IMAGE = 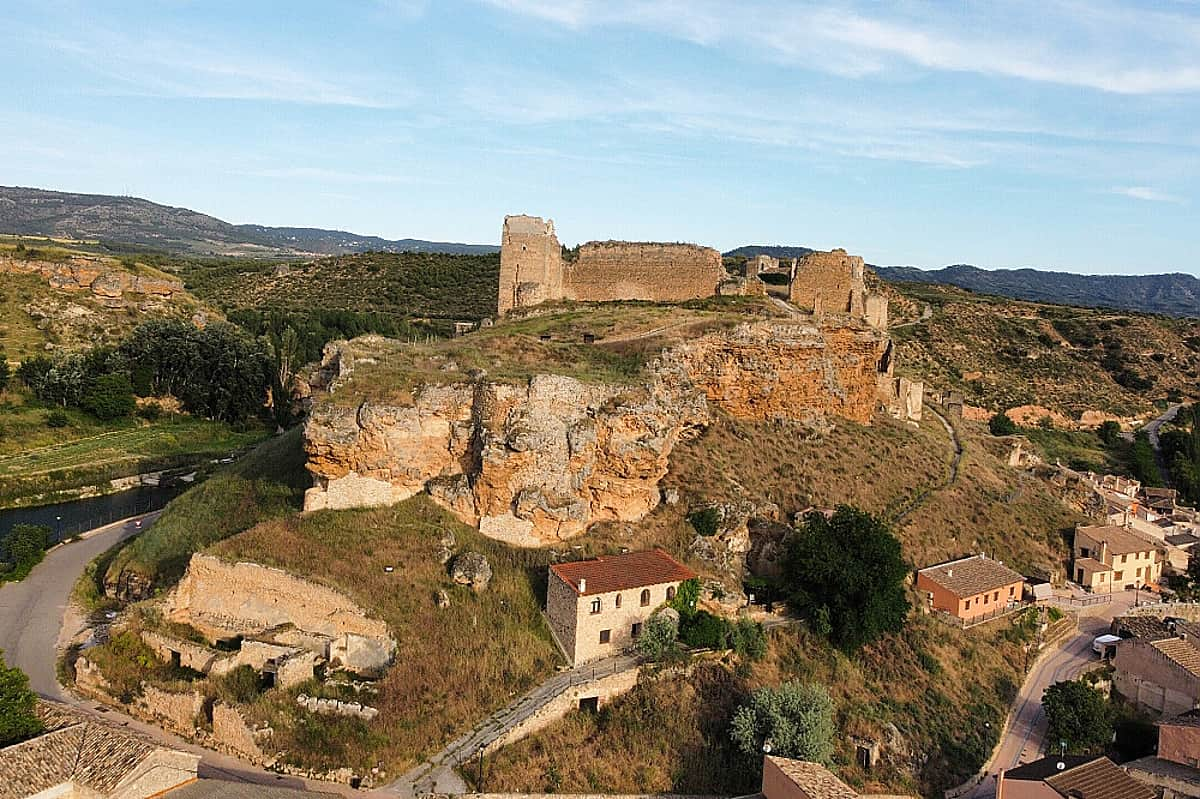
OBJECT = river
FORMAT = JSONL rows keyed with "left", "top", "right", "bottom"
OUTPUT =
{"left": 0, "top": 483, "right": 186, "bottom": 544}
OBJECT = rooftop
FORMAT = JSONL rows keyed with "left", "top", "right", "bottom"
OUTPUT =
{"left": 917, "top": 554, "right": 1024, "bottom": 598}
{"left": 1159, "top": 708, "right": 1200, "bottom": 729}
{"left": 1074, "top": 556, "right": 1111, "bottom": 573}
{"left": 1077, "top": 524, "right": 1159, "bottom": 555}
{"left": 766, "top": 756, "right": 858, "bottom": 799}
{"left": 1043, "top": 755, "right": 1155, "bottom": 799}
{"left": 550, "top": 548, "right": 697, "bottom": 596}
{"left": 1152, "top": 636, "right": 1200, "bottom": 678}
{"left": 1167, "top": 533, "right": 1200, "bottom": 547}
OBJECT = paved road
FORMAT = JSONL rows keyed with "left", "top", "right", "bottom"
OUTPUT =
{"left": 0, "top": 514, "right": 152, "bottom": 697}
{"left": 0, "top": 511, "right": 355, "bottom": 795}
{"left": 965, "top": 593, "right": 1136, "bottom": 799}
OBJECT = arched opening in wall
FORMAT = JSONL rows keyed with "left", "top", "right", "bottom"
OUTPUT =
{"left": 666, "top": 586, "right": 676, "bottom": 601}
{"left": 877, "top": 341, "right": 893, "bottom": 374}
{"left": 640, "top": 589, "right": 650, "bottom": 607}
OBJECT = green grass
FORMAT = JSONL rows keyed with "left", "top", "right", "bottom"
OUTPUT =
{"left": 0, "top": 391, "right": 269, "bottom": 507}
{"left": 1020, "top": 427, "right": 1117, "bottom": 472}
{"left": 98, "top": 427, "right": 309, "bottom": 594}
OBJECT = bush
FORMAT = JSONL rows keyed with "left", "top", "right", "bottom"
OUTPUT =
{"left": 45, "top": 410, "right": 69, "bottom": 428}
{"left": 136, "top": 401, "right": 163, "bottom": 421}
{"left": 637, "top": 611, "right": 680, "bottom": 661}
{"left": 0, "top": 524, "right": 50, "bottom": 582}
{"left": 688, "top": 507, "right": 721, "bottom": 537}
{"left": 730, "top": 618, "right": 767, "bottom": 661}
{"left": 729, "top": 681, "right": 835, "bottom": 764}
{"left": 83, "top": 372, "right": 135, "bottom": 420}
{"left": 1042, "top": 679, "right": 1112, "bottom": 754}
{"left": 680, "top": 610, "right": 728, "bottom": 649}
{"left": 214, "top": 664, "right": 265, "bottom": 704}
{"left": 0, "top": 653, "right": 42, "bottom": 747}
{"left": 989, "top": 412, "right": 1017, "bottom": 436}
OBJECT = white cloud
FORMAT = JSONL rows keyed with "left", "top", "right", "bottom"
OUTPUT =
{"left": 1112, "top": 186, "right": 1186, "bottom": 202}
{"left": 480, "top": 0, "right": 1200, "bottom": 94}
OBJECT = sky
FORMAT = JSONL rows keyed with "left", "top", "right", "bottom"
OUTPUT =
{"left": 2, "top": 1, "right": 1198, "bottom": 275}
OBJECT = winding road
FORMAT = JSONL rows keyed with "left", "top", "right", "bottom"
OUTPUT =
{"left": 0, "top": 512, "right": 354, "bottom": 795}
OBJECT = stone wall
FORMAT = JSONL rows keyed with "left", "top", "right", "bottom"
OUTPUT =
{"left": 211, "top": 703, "right": 267, "bottom": 761}
{"left": 789, "top": 249, "right": 866, "bottom": 317}
{"left": 662, "top": 321, "right": 888, "bottom": 426}
{"left": 1113, "top": 637, "right": 1200, "bottom": 716}
{"left": 165, "top": 553, "right": 395, "bottom": 673}
{"left": 498, "top": 215, "right": 563, "bottom": 316}
{"left": 563, "top": 242, "right": 725, "bottom": 304}
{"left": 136, "top": 686, "right": 206, "bottom": 735}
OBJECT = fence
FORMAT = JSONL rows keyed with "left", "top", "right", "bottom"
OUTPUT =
{"left": 1, "top": 491, "right": 178, "bottom": 550}
{"left": 931, "top": 601, "right": 1030, "bottom": 629}
{"left": 1046, "top": 593, "right": 1112, "bottom": 608}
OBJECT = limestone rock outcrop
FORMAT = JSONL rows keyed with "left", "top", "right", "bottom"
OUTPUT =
{"left": 1, "top": 255, "right": 183, "bottom": 303}
{"left": 450, "top": 552, "right": 492, "bottom": 592}
{"left": 304, "top": 371, "right": 708, "bottom": 546}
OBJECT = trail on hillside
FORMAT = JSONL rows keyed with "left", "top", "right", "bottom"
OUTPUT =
{"left": 889, "top": 404, "right": 963, "bottom": 526}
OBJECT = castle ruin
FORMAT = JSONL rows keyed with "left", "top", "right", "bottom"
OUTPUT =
{"left": 498, "top": 215, "right": 890, "bottom": 331}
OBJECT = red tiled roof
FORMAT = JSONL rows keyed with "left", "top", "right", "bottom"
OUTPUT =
{"left": 550, "top": 549, "right": 696, "bottom": 596}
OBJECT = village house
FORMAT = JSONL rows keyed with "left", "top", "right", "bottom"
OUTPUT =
{"left": 915, "top": 554, "right": 1025, "bottom": 623}
{"left": 1111, "top": 616, "right": 1200, "bottom": 716}
{"left": 996, "top": 754, "right": 1153, "bottom": 799}
{"left": 1072, "top": 524, "right": 1162, "bottom": 592}
{"left": 761, "top": 755, "right": 916, "bottom": 799}
{"left": 546, "top": 548, "right": 696, "bottom": 666}
{"left": 1126, "top": 708, "right": 1200, "bottom": 797}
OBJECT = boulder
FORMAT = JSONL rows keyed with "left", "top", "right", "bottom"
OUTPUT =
{"left": 450, "top": 552, "right": 492, "bottom": 592}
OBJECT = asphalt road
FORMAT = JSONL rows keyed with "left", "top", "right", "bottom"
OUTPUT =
{"left": 0, "top": 514, "right": 149, "bottom": 697}
{"left": 965, "top": 593, "right": 1136, "bottom": 799}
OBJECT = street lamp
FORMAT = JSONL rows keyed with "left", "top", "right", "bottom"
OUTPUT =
{"left": 763, "top": 739, "right": 774, "bottom": 755}
{"left": 55, "top": 515, "right": 62, "bottom": 542}
{"left": 1134, "top": 580, "right": 1142, "bottom": 607}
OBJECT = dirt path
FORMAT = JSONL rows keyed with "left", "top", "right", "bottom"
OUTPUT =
{"left": 890, "top": 404, "right": 963, "bottom": 525}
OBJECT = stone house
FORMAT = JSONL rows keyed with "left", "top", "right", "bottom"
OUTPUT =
{"left": 995, "top": 753, "right": 1153, "bottom": 798}
{"left": 1073, "top": 524, "right": 1163, "bottom": 592}
{"left": 761, "top": 755, "right": 916, "bottom": 799}
{"left": 916, "top": 554, "right": 1025, "bottom": 622}
{"left": 546, "top": 548, "right": 696, "bottom": 666}
{"left": 1125, "top": 709, "right": 1200, "bottom": 796}
{"left": 1112, "top": 619, "right": 1200, "bottom": 716}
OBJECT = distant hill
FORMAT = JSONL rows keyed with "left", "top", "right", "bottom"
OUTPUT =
{"left": 723, "top": 245, "right": 814, "bottom": 260}
{"left": 0, "top": 186, "right": 498, "bottom": 257}
{"left": 876, "top": 264, "right": 1200, "bottom": 318}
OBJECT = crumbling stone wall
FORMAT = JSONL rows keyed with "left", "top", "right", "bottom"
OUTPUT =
{"left": 498, "top": 215, "right": 563, "bottom": 316}
{"left": 563, "top": 242, "right": 725, "bottom": 304}
{"left": 789, "top": 249, "right": 866, "bottom": 317}
{"left": 165, "top": 554, "right": 395, "bottom": 673}
{"left": 136, "top": 686, "right": 206, "bottom": 735}
{"left": 212, "top": 703, "right": 268, "bottom": 761}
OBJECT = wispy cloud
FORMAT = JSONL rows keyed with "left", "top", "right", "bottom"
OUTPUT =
{"left": 240, "top": 167, "right": 434, "bottom": 185}
{"left": 481, "top": 0, "right": 1200, "bottom": 94}
{"left": 1112, "top": 185, "right": 1186, "bottom": 202}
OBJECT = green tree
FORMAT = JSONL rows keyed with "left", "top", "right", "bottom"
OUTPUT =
{"left": 0, "top": 355, "right": 10, "bottom": 393}
{"left": 82, "top": 373, "right": 135, "bottom": 420}
{"left": 785, "top": 505, "right": 909, "bottom": 651}
{"left": 0, "top": 652, "right": 42, "bottom": 746}
{"left": 1, "top": 524, "right": 50, "bottom": 580}
{"left": 730, "top": 682, "right": 835, "bottom": 764}
{"left": 636, "top": 611, "right": 680, "bottom": 661}
{"left": 669, "top": 577, "right": 701, "bottom": 617}
{"left": 1042, "top": 679, "right": 1112, "bottom": 754}
{"left": 989, "top": 412, "right": 1018, "bottom": 436}
{"left": 1097, "top": 420, "right": 1122, "bottom": 448}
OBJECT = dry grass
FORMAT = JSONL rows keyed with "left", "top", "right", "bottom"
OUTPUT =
{"left": 206, "top": 495, "right": 563, "bottom": 772}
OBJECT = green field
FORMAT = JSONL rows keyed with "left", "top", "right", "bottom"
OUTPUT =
{"left": 0, "top": 396, "right": 268, "bottom": 507}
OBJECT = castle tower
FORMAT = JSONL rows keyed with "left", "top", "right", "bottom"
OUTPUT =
{"left": 498, "top": 215, "right": 563, "bottom": 316}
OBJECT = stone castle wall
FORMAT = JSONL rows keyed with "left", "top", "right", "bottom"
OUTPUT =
{"left": 498, "top": 215, "right": 563, "bottom": 316}
{"left": 788, "top": 248, "right": 866, "bottom": 317}
{"left": 563, "top": 242, "right": 725, "bottom": 304}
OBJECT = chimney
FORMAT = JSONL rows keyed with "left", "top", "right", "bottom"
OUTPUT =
{"left": 579, "top": 578, "right": 586, "bottom": 593}
{"left": 1100, "top": 540, "right": 1109, "bottom": 564}
{"left": 947, "top": 569, "right": 954, "bottom": 577}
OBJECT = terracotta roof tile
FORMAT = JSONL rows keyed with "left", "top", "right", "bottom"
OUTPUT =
{"left": 1043, "top": 755, "right": 1154, "bottom": 799}
{"left": 550, "top": 549, "right": 696, "bottom": 595}
{"left": 767, "top": 757, "right": 859, "bottom": 799}
{"left": 1152, "top": 637, "right": 1200, "bottom": 678}
{"left": 1078, "top": 524, "right": 1159, "bottom": 555}
{"left": 918, "top": 555, "right": 1024, "bottom": 598}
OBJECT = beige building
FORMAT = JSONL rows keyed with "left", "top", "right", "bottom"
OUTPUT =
{"left": 1113, "top": 632, "right": 1200, "bottom": 716}
{"left": 1072, "top": 524, "right": 1162, "bottom": 592}
{"left": 546, "top": 548, "right": 696, "bottom": 666}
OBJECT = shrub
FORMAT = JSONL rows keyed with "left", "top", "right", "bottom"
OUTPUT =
{"left": 1042, "top": 679, "right": 1112, "bottom": 754}
{"left": 45, "top": 410, "right": 69, "bottom": 428}
{"left": 669, "top": 577, "right": 701, "bottom": 617}
{"left": 214, "top": 664, "right": 265, "bottom": 704}
{"left": 83, "top": 372, "right": 135, "bottom": 420}
{"left": 680, "top": 610, "right": 728, "bottom": 649}
{"left": 988, "top": 412, "right": 1017, "bottom": 436}
{"left": 637, "top": 611, "right": 680, "bottom": 661}
{"left": 0, "top": 653, "right": 42, "bottom": 747}
{"left": 729, "top": 681, "right": 835, "bottom": 764}
{"left": 0, "top": 524, "right": 50, "bottom": 581}
{"left": 730, "top": 618, "right": 767, "bottom": 661}
{"left": 688, "top": 507, "right": 721, "bottom": 537}
{"left": 136, "top": 401, "right": 163, "bottom": 421}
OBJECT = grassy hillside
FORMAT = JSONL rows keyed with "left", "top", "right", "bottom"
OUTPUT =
{"left": 95, "top": 428, "right": 309, "bottom": 597}
{"left": 889, "top": 282, "right": 1200, "bottom": 418}
{"left": 174, "top": 250, "right": 501, "bottom": 329}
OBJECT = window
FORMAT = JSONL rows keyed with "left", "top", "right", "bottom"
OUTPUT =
{"left": 983, "top": 593, "right": 990, "bottom": 605}
{"left": 640, "top": 589, "right": 651, "bottom": 607}
{"left": 993, "top": 591, "right": 999, "bottom": 602}
{"left": 666, "top": 586, "right": 676, "bottom": 601}
{"left": 1115, "top": 571, "right": 1124, "bottom": 581}
{"left": 631, "top": 622, "right": 643, "bottom": 638}
{"left": 1009, "top": 585, "right": 1015, "bottom": 596}
{"left": 615, "top": 594, "right": 622, "bottom": 609}
{"left": 599, "top": 629, "right": 611, "bottom": 644}
{"left": 1081, "top": 547, "right": 1090, "bottom": 558}
{"left": 590, "top": 598, "right": 601, "bottom": 614}
{"left": 962, "top": 602, "right": 969, "bottom": 611}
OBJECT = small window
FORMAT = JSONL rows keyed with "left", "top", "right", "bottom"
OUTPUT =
{"left": 1115, "top": 571, "right": 1124, "bottom": 581}
{"left": 640, "top": 589, "right": 650, "bottom": 607}
{"left": 599, "top": 629, "right": 611, "bottom": 644}
{"left": 615, "top": 594, "right": 622, "bottom": 609}
{"left": 983, "top": 593, "right": 990, "bottom": 605}
{"left": 1009, "top": 585, "right": 1015, "bottom": 596}
{"left": 962, "top": 602, "right": 969, "bottom": 611}
{"left": 666, "top": 586, "right": 676, "bottom": 601}
{"left": 631, "top": 622, "right": 643, "bottom": 638}
{"left": 993, "top": 591, "right": 999, "bottom": 602}
{"left": 590, "top": 598, "right": 601, "bottom": 614}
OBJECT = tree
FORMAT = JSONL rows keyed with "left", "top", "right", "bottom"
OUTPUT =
{"left": 1042, "top": 679, "right": 1112, "bottom": 754}
{"left": 82, "top": 373, "right": 135, "bottom": 420}
{"left": 989, "top": 412, "right": 1017, "bottom": 436}
{"left": 0, "top": 524, "right": 50, "bottom": 580}
{"left": 0, "top": 652, "right": 42, "bottom": 747}
{"left": 0, "top": 355, "right": 9, "bottom": 393}
{"left": 785, "top": 505, "right": 909, "bottom": 651}
{"left": 637, "top": 610, "right": 680, "bottom": 661}
{"left": 730, "top": 682, "right": 835, "bottom": 764}
{"left": 669, "top": 577, "right": 701, "bottom": 617}
{"left": 1097, "top": 420, "right": 1122, "bottom": 448}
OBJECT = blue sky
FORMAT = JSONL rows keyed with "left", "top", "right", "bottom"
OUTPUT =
{"left": 2, "top": 1, "right": 1198, "bottom": 274}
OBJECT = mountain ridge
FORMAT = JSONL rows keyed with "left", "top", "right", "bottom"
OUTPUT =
{"left": 0, "top": 186, "right": 498, "bottom": 257}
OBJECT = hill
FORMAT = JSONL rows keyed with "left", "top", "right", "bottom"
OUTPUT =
{"left": 723, "top": 245, "right": 815, "bottom": 260}
{"left": 0, "top": 187, "right": 498, "bottom": 257}
{"left": 877, "top": 263, "right": 1200, "bottom": 318}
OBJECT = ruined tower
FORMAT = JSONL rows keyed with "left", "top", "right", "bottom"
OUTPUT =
{"left": 498, "top": 215, "right": 564, "bottom": 316}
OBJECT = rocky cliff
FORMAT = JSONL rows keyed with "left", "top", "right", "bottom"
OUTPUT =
{"left": 1, "top": 255, "right": 184, "bottom": 304}
{"left": 303, "top": 317, "right": 902, "bottom": 545}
